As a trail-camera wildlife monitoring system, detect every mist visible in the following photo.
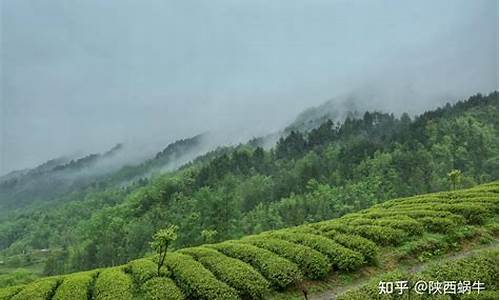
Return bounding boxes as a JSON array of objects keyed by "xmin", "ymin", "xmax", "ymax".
[{"xmin": 1, "ymin": 0, "xmax": 498, "ymax": 175}]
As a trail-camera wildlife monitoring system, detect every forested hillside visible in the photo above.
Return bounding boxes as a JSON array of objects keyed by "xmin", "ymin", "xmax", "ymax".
[
  {"xmin": 0, "ymin": 92, "xmax": 497, "ymax": 281},
  {"xmin": 0, "ymin": 183, "xmax": 497, "ymax": 300}
]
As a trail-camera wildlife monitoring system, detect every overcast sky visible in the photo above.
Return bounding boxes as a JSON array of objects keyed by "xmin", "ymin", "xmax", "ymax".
[{"xmin": 1, "ymin": 0, "xmax": 498, "ymax": 175}]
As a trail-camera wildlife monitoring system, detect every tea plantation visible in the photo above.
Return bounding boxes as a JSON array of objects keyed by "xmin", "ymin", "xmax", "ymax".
[{"xmin": 1, "ymin": 183, "xmax": 497, "ymax": 300}]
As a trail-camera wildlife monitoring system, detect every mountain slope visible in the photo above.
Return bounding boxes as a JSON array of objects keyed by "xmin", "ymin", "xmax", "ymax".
[
  {"xmin": 0, "ymin": 92, "xmax": 497, "ymax": 278},
  {"xmin": 0, "ymin": 183, "xmax": 497, "ymax": 300}
]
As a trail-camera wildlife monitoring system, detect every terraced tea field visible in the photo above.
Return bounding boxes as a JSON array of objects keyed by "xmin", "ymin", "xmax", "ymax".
[{"xmin": 1, "ymin": 183, "xmax": 497, "ymax": 300}]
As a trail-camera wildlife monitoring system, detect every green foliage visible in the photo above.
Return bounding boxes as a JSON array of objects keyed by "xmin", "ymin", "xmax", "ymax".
[
  {"xmin": 314, "ymin": 223, "xmax": 406, "ymax": 246},
  {"xmin": 209, "ymin": 241, "xmax": 302, "ymax": 289},
  {"xmin": 151, "ymin": 225, "xmax": 178, "ymax": 276},
  {"xmin": 0, "ymin": 183, "xmax": 498, "ymax": 300},
  {"xmin": 0, "ymin": 269, "xmax": 37, "ymax": 289},
  {"xmin": 52, "ymin": 271, "xmax": 95, "ymax": 300},
  {"xmin": 240, "ymin": 236, "xmax": 330, "ymax": 279},
  {"xmin": 179, "ymin": 247, "xmax": 270, "ymax": 299},
  {"xmin": 93, "ymin": 268, "xmax": 133, "ymax": 300},
  {"xmin": 268, "ymin": 231, "xmax": 364, "ymax": 271},
  {"xmin": 10, "ymin": 277, "xmax": 60, "ymax": 300},
  {"xmin": 0, "ymin": 285, "xmax": 24, "ymax": 300},
  {"xmin": 125, "ymin": 258, "xmax": 164, "ymax": 285},
  {"xmin": 164, "ymin": 252, "xmax": 239, "ymax": 300},
  {"xmin": 448, "ymin": 169, "xmax": 463, "ymax": 190},
  {"xmin": 321, "ymin": 231, "xmax": 379, "ymax": 263},
  {"xmin": 141, "ymin": 277, "xmax": 184, "ymax": 300},
  {"xmin": 337, "ymin": 249, "xmax": 499, "ymax": 300},
  {"xmin": 346, "ymin": 216, "xmax": 424, "ymax": 236},
  {"xmin": 417, "ymin": 217, "xmax": 457, "ymax": 233},
  {"xmin": 1, "ymin": 92, "xmax": 498, "ymax": 275}
]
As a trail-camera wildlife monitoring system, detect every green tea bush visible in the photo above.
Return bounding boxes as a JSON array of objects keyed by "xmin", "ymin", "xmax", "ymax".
[
  {"xmin": 241, "ymin": 236, "xmax": 330, "ymax": 279},
  {"xmin": 315, "ymin": 223, "xmax": 406, "ymax": 246},
  {"xmin": 322, "ymin": 231, "xmax": 378, "ymax": 263},
  {"xmin": 416, "ymin": 217, "xmax": 457, "ymax": 233},
  {"xmin": 208, "ymin": 241, "xmax": 302, "ymax": 289},
  {"xmin": 93, "ymin": 268, "xmax": 134, "ymax": 300},
  {"xmin": 337, "ymin": 249, "xmax": 499, "ymax": 300},
  {"xmin": 142, "ymin": 277, "xmax": 184, "ymax": 300},
  {"xmin": 421, "ymin": 250, "xmax": 498, "ymax": 290},
  {"xmin": 53, "ymin": 271, "xmax": 95, "ymax": 300},
  {"xmin": 268, "ymin": 231, "xmax": 364, "ymax": 271},
  {"xmin": 387, "ymin": 203, "xmax": 490, "ymax": 224},
  {"xmin": 337, "ymin": 270, "xmax": 409, "ymax": 300},
  {"xmin": 347, "ymin": 217, "xmax": 424, "ymax": 236},
  {"xmin": 164, "ymin": 252, "xmax": 239, "ymax": 300},
  {"xmin": 0, "ymin": 285, "xmax": 23, "ymax": 300},
  {"xmin": 124, "ymin": 258, "xmax": 160, "ymax": 284},
  {"xmin": 179, "ymin": 247, "xmax": 270, "ymax": 299},
  {"xmin": 10, "ymin": 277, "xmax": 61, "ymax": 300}
]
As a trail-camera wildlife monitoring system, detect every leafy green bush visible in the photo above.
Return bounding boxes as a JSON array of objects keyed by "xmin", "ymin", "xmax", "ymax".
[
  {"xmin": 416, "ymin": 217, "xmax": 457, "ymax": 233},
  {"xmin": 241, "ymin": 236, "xmax": 330, "ymax": 279},
  {"xmin": 164, "ymin": 252, "xmax": 239, "ymax": 300},
  {"xmin": 93, "ymin": 268, "xmax": 134, "ymax": 300},
  {"xmin": 10, "ymin": 277, "xmax": 61, "ymax": 300},
  {"xmin": 268, "ymin": 231, "xmax": 364, "ymax": 271},
  {"xmin": 142, "ymin": 277, "xmax": 184, "ymax": 300},
  {"xmin": 53, "ymin": 271, "xmax": 95, "ymax": 300},
  {"xmin": 421, "ymin": 250, "xmax": 498, "ymax": 290},
  {"xmin": 337, "ymin": 270, "xmax": 408, "ymax": 300},
  {"xmin": 337, "ymin": 249, "xmax": 499, "ymax": 300},
  {"xmin": 315, "ymin": 223, "xmax": 406, "ymax": 246},
  {"xmin": 347, "ymin": 216, "xmax": 424, "ymax": 236},
  {"xmin": 322, "ymin": 231, "xmax": 378, "ymax": 263},
  {"xmin": 208, "ymin": 241, "xmax": 302, "ymax": 289},
  {"xmin": 179, "ymin": 246, "xmax": 270, "ymax": 299},
  {"xmin": 0, "ymin": 285, "xmax": 24, "ymax": 300},
  {"xmin": 124, "ymin": 258, "xmax": 161, "ymax": 284}
]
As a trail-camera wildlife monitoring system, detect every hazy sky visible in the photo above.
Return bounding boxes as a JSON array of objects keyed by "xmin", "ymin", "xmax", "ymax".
[{"xmin": 1, "ymin": 0, "xmax": 498, "ymax": 174}]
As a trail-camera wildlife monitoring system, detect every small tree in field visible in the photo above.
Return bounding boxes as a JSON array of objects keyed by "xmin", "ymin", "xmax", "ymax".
[
  {"xmin": 151, "ymin": 225, "xmax": 178, "ymax": 276},
  {"xmin": 201, "ymin": 229, "xmax": 217, "ymax": 243},
  {"xmin": 447, "ymin": 169, "xmax": 462, "ymax": 190}
]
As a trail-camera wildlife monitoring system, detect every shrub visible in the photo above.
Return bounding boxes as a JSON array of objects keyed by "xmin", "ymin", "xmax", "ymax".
[
  {"xmin": 417, "ymin": 217, "xmax": 457, "ymax": 233},
  {"xmin": 352, "ymin": 225, "xmax": 407, "ymax": 245},
  {"xmin": 347, "ymin": 216, "xmax": 424, "ymax": 236},
  {"xmin": 179, "ymin": 247, "xmax": 270, "ymax": 299},
  {"xmin": 164, "ymin": 252, "xmax": 239, "ymax": 300},
  {"xmin": 241, "ymin": 236, "xmax": 330, "ymax": 279},
  {"xmin": 421, "ymin": 250, "xmax": 499, "ymax": 290},
  {"xmin": 337, "ymin": 249, "xmax": 499, "ymax": 300},
  {"xmin": 0, "ymin": 285, "xmax": 24, "ymax": 300},
  {"xmin": 142, "ymin": 277, "xmax": 184, "ymax": 300},
  {"xmin": 53, "ymin": 271, "xmax": 96, "ymax": 300},
  {"xmin": 10, "ymin": 277, "xmax": 61, "ymax": 300},
  {"xmin": 208, "ymin": 241, "xmax": 302, "ymax": 290},
  {"xmin": 93, "ymin": 268, "xmax": 134, "ymax": 300},
  {"xmin": 314, "ymin": 223, "xmax": 406, "ymax": 246},
  {"xmin": 268, "ymin": 231, "xmax": 364, "ymax": 271},
  {"xmin": 322, "ymin": 231, "xmax": 378, "ymax": 263},
  {"xmin": 124, "ymin": 258, "xmax": 161, "ymax": 285},
  {"xmin": 336, "ymin": 270, "xmax": 409, "ymax": 300}
]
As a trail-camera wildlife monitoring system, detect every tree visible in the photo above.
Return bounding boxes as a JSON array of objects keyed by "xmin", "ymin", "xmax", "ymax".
[
  {"xmin": 150, "ymin": 225, "xmax": 178, "ymax": 276},
  {"xmin": 447, "ymin": 169, "xmax": 462, "ymax": 190},
  {"xmin": 200, "ymin": 229, "xmax": 217, "ymax": 243}
]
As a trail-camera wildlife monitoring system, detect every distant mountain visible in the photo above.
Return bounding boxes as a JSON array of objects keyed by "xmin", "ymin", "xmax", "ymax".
[
  {"xmin": 0, "ymin": 133, "xmax": 211, "ymax": 212},
  {"xmin": 284, "ymin": 96, "xmax": 362, "ymax": 133}
]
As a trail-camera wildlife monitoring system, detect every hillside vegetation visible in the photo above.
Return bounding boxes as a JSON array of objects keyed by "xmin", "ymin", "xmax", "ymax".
[
  {"xmin": 0, "ymin": 92, "xmax": 497, "ymax": 279},
  {"xmin": 0, "ymin": 182, "xmax": 497, "ymax": 300}
]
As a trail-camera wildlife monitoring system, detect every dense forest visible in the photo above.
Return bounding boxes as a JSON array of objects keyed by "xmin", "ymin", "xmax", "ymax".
[{"xmin": 0, "ymin": 92, "xmax": 497, "ymax": 278}]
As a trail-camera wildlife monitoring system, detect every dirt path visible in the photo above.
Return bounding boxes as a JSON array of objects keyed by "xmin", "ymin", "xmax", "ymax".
[{"xmin": 310, "ymin": 243, "xmax": 498, "ymax": 300}]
